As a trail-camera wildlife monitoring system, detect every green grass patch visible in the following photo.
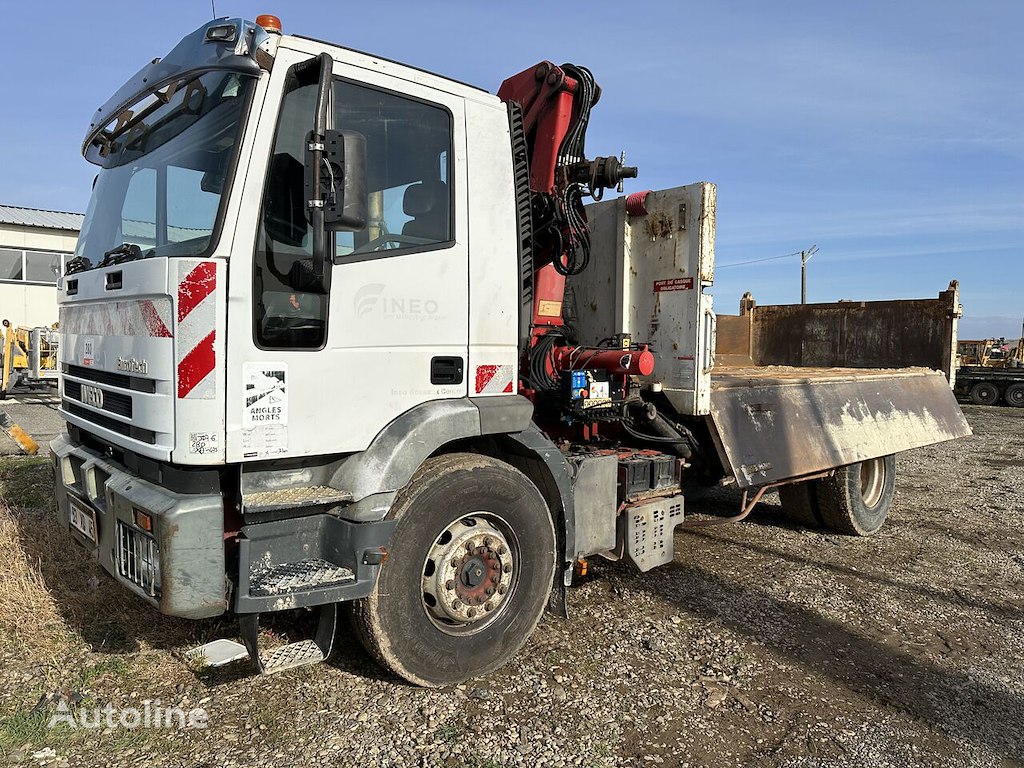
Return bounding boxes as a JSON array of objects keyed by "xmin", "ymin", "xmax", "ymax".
[{"xmin": 0, "ymin": 706, "xmax": 76, "ymax": 757}]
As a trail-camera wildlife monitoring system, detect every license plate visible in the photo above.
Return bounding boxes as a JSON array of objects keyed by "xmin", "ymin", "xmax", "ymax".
[{"xmin": 68, "ymin": 498, "xmax": 97, "ymax": 543}]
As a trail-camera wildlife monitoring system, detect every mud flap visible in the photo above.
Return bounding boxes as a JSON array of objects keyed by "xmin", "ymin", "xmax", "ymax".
[{"xmin": 707, "ymin": 369, "xmax": 971, "ymax": 487}]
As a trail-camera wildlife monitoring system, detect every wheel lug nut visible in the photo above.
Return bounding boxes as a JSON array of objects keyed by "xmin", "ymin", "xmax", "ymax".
[
  {"xmin": 491, "ymin": 576, "xmax": 499, "ymax": 584},
  {"xmin": 503, "ymin": 564, "xmax": 512, "ymax": 573},
  {"xmin": 484, "ymin": 602, "xmax": 494, "ymax": 612},
  {"xmin": 497, "ymin": 545, "xmax": 507, "ymax": 555},
  {"xmin": 465, "ymin": 541, "xmax": 474, "ymax": 552},
  {"xmin": 467, "ymin": 608, "xmax": 477, "ymax": 618},
  {"xmin": 452, "ymin": 600, "xmax": 462, "ymax": 610},
  {"xmin": 486, "ymin": 587, "xmax": 495, "ymax": 595},
  {"xmin": 497, "ymin": 584, "xmax": 508, "ymax": 594},
  {"xmin": 484, "ymin": 537, "xmax": 493, "ymax": 547},
  {"xmin": 445, "ymin": 580, "xmax": 455, "ymax": 590},
  {"xmin": 450, "ymin": 559, "xmax": 459, "ymax": 568}
]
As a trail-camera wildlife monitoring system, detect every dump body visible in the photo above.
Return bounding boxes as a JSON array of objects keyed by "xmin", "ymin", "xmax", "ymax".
[
  {"xmin": 709, "ymin": 287, "xmax": 970, "ymax": 485},
  {"xmin": 570, "ymin": 186, "xmax": 970, "ymax": 488}
]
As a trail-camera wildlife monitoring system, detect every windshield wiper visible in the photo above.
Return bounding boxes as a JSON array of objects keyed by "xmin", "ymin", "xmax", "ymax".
[
  {"xmin": 64, "ymin": 255, "xmax": 92, "ymax": 275},
  {"xmin": 99, "ymin": 243, "xmax": 145, "ymax": 267}
]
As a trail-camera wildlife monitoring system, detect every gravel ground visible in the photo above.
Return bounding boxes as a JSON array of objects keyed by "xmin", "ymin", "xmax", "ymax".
[{"xmin": 0, "ymin": 403, "xmax": 1021, "ymax": 767}]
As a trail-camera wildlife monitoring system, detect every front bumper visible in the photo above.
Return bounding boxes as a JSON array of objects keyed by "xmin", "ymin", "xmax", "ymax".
[
  {"xmin": 50, "ymin": 432, "xmax": 227, "ymax": 619},
  {"xmin": 51, "ymin": 433, "xmax": 398, "ymax": 619}
]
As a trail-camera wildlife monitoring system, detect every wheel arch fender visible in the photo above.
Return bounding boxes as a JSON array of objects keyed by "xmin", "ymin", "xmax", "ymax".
[
  {"xmin": 491, "ymin": 426, "xmax": 577, "ymax": 584},
  {"xmin": 334, "ymin": 395, "xmax": 537, "ymax": 519}
]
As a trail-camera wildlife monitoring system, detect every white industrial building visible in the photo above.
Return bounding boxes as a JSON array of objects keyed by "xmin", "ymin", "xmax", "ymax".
[{"xmin": 0, "ymin": 205, "xmax": 83, "ymax": 328}]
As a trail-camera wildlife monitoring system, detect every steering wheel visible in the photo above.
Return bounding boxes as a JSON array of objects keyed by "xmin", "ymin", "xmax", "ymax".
[{"xmin": 359, "ymin": 233, "xmax": 433, "ymax": 253}]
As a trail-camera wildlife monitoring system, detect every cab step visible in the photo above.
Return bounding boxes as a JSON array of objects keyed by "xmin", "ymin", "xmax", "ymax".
[
  {"xmin": 250, "ymin": 558, "xmax": 356, "ymax": 596},
  {"xmin": 239, "ymin": 604, "xmax": 338, "ymax": 675},
  {"xmin": 242, "ymin": 485, "xmax": 353, "ymax": 514}
]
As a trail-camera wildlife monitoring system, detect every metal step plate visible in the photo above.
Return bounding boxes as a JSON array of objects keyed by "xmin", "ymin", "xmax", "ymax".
[
  {"xmin": 259, "ymin": 640, "xmax": 325, "ymax": 674},
  {"xmin": 624, "ymin": 495, "xmax": 684, "ymax": 572},
  {"xmin": 243, "ymin": 485, "xmax": 353, "ymax": 513},
  {"xmin": 184, "ymin": 639, "xmax": 249, "ymax": 667},
  {"xmin": 250, "ymin": 558, "xmax": 356, "ymax": 596}
]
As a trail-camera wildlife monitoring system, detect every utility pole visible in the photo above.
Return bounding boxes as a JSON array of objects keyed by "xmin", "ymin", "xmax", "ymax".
[{"xmin": 800, "ymin": 244, "xmax": 819, "ymax": 304}]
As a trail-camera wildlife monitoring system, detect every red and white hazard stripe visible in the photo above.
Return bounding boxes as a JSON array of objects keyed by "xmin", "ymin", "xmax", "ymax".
[
  {"xmin": 474, "ymin": 364, "xmax": 514, "ymax": 395},
  {"xmin": 60, "ymin": 299, "xmax": 172, "ymax": 338},
  {"xmin": 176, "ymin": 261, "xmax": 217, "ymax": 399}
]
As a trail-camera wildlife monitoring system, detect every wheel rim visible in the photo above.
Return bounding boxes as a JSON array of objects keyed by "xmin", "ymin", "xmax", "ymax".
[
  {"xmin": 859, "ymin": 457, "xmax": 886, "ymax": 509},
  {"xmin": 420, "ymin": 513, "xmax": 518, "ymax": 635},
  {"xmin": 1008, "ymin": 387, "xmax": 1024, "ymax": 406}
]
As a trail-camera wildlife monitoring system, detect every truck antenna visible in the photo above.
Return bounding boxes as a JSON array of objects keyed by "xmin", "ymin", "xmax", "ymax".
[{"xmin": 211, "ymin": 1, "xmax": 217, "ymax": 18}]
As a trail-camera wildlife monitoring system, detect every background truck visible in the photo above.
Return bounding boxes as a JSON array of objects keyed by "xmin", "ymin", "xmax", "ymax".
[
  {"xmin": 50, "ymin": 15, "xmax": 970, "ymax": 685},
  {"xmin": 955, "ymin": 328, "xmax": 1024, "ymax": 406}
]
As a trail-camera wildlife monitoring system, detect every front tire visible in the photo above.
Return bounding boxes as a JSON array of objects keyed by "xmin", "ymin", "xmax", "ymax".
[{"xmin": 351, "ymin": 453, "xmax": 556, "ymax": 687}]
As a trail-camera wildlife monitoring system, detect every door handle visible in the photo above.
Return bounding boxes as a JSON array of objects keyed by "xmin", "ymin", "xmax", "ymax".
[{"xmin": 430, "ymin": 356, "xmax": 464, "ymax": 385}]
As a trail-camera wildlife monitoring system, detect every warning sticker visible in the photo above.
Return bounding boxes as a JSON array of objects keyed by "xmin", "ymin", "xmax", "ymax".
[
  {"xmin": 242, "ymin": 363, "xmax": 289, "ymax": 459},
  {"xmin": 653, "ymin": 277, "xmax": 694, "ymax": 292},
  {"xmin": 244, "ymin": 364, "xmax": 288, "ymax": 426}
]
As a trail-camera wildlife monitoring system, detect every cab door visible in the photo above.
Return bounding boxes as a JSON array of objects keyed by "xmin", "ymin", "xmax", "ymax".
[{"xmin": 225, "ymin": 47, "xmax": 468, "ymax": 462}]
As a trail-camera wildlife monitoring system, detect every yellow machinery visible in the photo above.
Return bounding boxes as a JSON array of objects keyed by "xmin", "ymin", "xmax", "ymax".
[
  {"xmin": 0, "ymin": 320, "xmax": 59, "ymax": 398},
  {"xmin": 957, "ymin": 337, "xmax": 1023, "ymax": 369}
]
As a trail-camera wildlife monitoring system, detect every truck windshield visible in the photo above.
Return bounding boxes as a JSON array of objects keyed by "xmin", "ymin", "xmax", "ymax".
[{"xmin": 74, "ymin": 70, "xmax": 255, "ymax": 266}]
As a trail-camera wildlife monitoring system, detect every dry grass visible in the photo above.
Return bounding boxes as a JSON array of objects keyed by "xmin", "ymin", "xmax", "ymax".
[
  {"xmin": 0, "ymin": 458, "xmax": 216, "ymax": 661},
  {"xmin": 0, "ymin": 504, "xmax": 81, "ymax": 663},
  {"xmin": 0, "ymin": 457, "xmax": 83, "ymax": 664},
  {"xmin": 0, "ymin": 457, "xmax": 212, "ymax": 760}
]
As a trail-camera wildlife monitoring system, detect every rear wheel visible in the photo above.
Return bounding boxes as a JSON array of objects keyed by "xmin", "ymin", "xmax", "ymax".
[
  {"xmin": 778, "ymin": 482, "xmax": 822, "ymax": 527},
  {"xmin": 351, "ymin": 453, "xmax": 556, "ymax": 687},
  {"xmin": 1005, "ymin": 382, "xmax": 1024, "ymax": 408},
  {"xmin": 969, "ymin": 381, "xmax": 1000, "ymax": 406},
  {"xmin": 815, "ymin": 455, "xmax": 896, "ymax": 536}
]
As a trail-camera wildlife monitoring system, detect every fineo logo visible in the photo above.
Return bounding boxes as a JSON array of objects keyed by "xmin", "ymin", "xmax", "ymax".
[
  {"xmin": 117, "ymin": 356, "xmax": 149, "ymax": 374},
  {"xmin": 353, "ymin": 284, "xmax": 443, "ymax": 320}
]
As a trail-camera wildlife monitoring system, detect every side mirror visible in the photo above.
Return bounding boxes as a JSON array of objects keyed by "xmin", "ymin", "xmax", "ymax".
[
  {"xmin": 304, "ymin": 129, "xmax": 368, "ymax": 232},
  {"xmin": 322, "ymin": 129, "xmax": 368, "ymax": 232}
]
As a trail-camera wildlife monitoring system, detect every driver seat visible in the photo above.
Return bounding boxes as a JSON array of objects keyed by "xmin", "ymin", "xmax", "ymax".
[{"xmin": 402, "ymin": 181, "xmax": 449, "ymax": 242}]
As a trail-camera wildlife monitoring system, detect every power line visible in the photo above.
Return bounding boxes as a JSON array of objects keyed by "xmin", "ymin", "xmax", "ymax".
[{"xmin": 715, "ymin": 250, "xmax": 803, "ymax": 269}]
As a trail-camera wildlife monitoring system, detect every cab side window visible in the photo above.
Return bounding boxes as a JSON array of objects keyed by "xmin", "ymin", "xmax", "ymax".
[
  {"xmin": 332, "ymin": 81, "xmax": 452, "ymax": 259},
  {"xmin": 253, "ymin": 62, "xmax": 326, "ymax": 349}
]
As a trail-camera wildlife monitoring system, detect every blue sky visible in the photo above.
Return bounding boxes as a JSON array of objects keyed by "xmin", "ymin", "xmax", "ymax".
[{"xmin": 1, "ymin": 1, "xmax": 1021, "ymax": 337}]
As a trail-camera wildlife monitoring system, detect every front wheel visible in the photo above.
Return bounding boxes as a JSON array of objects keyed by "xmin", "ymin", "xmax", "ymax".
[{"xmin": 351, "ymin": 453, "xmax": 556, "ymax": 687}]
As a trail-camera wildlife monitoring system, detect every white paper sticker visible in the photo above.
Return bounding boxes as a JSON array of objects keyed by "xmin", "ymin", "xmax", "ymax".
[
  {"xmin": 244, "ymin": 363, "xmax": 288, "ymax": 425},
  {"xmin": 242, "ymin": 363, "xmax": 289, "ymax": 458},
  {"xmin": 189, "ymin": 431, "xmax": 219, "ymax": 455},
  {"xmin": 83, "ymin": 338, "xmax": 95, "ymax": 366},
  {"xmin": 241, "ymin": 424, "xmax": 288, "ymax": 458}
]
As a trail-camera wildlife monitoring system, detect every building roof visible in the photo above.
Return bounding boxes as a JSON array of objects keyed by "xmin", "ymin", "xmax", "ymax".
[{"xmin": 0, "ymin": 205, "xmax": 84, "ymax": 232}]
